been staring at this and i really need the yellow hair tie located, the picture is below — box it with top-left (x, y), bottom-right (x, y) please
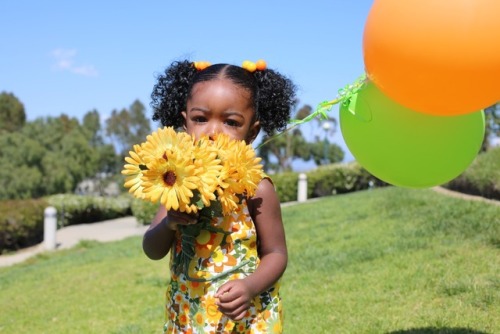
top-left (242, 59), bottom-right (267, 72)
top-left (193, 61), bottom-right (211, 71)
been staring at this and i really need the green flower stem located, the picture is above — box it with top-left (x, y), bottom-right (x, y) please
top-left (185, 260), bottom-right (251, 282)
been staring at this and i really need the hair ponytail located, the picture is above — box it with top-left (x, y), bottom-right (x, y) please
top-left (151, 60), bottom-right (197, 129)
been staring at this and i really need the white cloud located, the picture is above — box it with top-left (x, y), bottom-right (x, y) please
top-left (51, 48), bottom-right (99, 77)
top-left (71, 64), bottom-right (99, 77)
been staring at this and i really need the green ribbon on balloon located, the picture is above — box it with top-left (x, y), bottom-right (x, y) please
top-left (290, 74), bottom-right (367, 125)
top-left (257, 74), bottom-right (367, 149)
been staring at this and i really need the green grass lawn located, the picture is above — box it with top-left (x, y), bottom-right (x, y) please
top-left (0, 187), bottom-right (498, 333)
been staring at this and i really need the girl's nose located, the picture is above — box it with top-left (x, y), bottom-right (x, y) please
top-left (207, 122), bottom-right (222, 138)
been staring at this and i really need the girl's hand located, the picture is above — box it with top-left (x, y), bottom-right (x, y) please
top-left (164, 210), bottom-right (198, 230)
top-left (215, 279), bottom-right (254, 321)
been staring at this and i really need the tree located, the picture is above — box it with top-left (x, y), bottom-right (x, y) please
top-left (309, 140), bottom-right (345, 166)
top-left (258, 104), bottom-right (344, 172)
top-left (82, 109), bottom-right (120, 174)
top-left (40, 128), bottom-right (99, 194)
top-left (0, 92), bottom-right (26, 132)
top-left (259, 128), bottom-right (311, 172)
top-left (82, 109), bottom-right (103, 146)
top-left (12, 115), bottom-right (102, 197)
top-left (0, 101), bottom-right (140, 199)
top-left (0, 131), bottom-right (44, 199)
top-left (105, 99), bottom-right (151, 155)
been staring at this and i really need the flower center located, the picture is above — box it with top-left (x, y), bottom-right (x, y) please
top-left (163, 170), bottom-right (176, 186)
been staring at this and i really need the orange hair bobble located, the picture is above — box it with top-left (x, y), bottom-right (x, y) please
top-left (193, 61), bottom-right (211, 71)
top-left (255, 59), bottom-right (267, 71)
top-left (242, 60), bottom-right (267, 72)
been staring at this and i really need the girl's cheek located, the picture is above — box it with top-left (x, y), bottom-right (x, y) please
top-left (188, 128), bottom-right (206, 140)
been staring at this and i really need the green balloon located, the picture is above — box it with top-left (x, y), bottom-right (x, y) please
top-left (340, 82), bottom-right (485, 188)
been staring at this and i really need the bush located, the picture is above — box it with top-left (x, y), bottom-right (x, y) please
top-left (45, 194), bottom-right (132, 226)
top-left (307, 162), bottom-right (386, 198)
top-left (0, 199), bottom-right (48, 253)
top-left (0, 194), bottom-right (133, 253)
top-left (130, 198), bottom-right (158, 225)
top-left (271, 172), bottom-right (299, 203)
top-left (271, 162), bottom-right (387, 202)
top-left (445, 146), bottom-right (500, 200)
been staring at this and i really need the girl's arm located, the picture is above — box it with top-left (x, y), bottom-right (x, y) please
top-left (216, 178), bottom-right (288, 319)
top-left (142, 206), bottom-right (198, 260)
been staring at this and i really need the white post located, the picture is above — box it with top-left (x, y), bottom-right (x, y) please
top-left (44, 206), bottom-right (57, 250)
top-left (297, 173), bottom-right (307, 202)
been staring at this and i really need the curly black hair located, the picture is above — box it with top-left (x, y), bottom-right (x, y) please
top-left (151, 60), bottom-right (297, 135)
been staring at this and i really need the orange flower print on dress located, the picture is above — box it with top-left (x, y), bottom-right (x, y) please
top-left (187, 280), bottom-right (206, 298)
top-left (195, 230), bottom-right (224, 258)
top-left (208, 247), bottom-right (238, 273)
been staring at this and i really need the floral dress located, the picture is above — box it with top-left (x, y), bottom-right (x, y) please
top-left (164, 200), bottom-right (283, 334)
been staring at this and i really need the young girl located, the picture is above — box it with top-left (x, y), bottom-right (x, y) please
top-left (143, 59), bottom-right (297, 333)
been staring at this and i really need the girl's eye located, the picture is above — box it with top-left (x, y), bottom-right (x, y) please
top-left (192, 116), bottom-right (207, 123)
top-left (225, 119), bottom-right (240, 127)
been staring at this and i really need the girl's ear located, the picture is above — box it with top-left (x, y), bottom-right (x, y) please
top-left (181, 111), bottom-right (187, 131)
top-left (246, 120), bottom-right (261, 144)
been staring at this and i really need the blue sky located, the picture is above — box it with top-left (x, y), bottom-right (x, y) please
top-left (1, 1), bottom-right (375, 168)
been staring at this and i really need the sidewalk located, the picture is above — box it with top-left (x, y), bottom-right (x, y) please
top-left (0, 216), bottom-right (148, 268)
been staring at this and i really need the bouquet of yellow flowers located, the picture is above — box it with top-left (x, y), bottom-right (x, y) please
top-left (121, 127), bottom-right (264, 277)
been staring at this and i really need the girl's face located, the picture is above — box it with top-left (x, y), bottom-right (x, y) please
top-left (182, 79), bottom-right (260, 143)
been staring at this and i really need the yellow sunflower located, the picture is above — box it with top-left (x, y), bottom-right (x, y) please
top-left (216, 177), bottom-right (240, 215)
top-left (121, 144), bottom-right (147, 199)
top-left (141, 149), bottom-right (200, 213)
top-left (137, 128), bottom-right (201, 213)
top-left (212, 134), bottom-right (264, 214)
top-left (222, 139), bottom-right (264, 197)
top-left (140, 126), bottom-right (194, 165)
top-left (192, 136), bottom-right (222, 207)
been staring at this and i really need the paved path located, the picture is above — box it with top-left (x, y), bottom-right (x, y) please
top-left (0, 216), bottom-right (148, 268)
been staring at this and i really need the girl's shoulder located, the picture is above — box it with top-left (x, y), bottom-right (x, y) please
top-left (257, 175), bottom-right (276, 195)
top-left (247, 176), bottom-right (280, 218)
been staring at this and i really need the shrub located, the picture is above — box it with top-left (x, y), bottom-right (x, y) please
top-left (307, 162), bottom-right (386, 198)
top-left (271, 172), bottom-right (299, 203)
top-left (271, 162), bottom-right (386, 202)
top-left (130, 198), bottom-right (158, 225)
top-left (45, 194), bottom-right (132, 226)
top-left (0, 199), bottom-right (48, 253)
top-left (445, 146), bottom-right (500, 200)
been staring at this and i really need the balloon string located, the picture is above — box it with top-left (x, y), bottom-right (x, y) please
top-left (257, 74), bottom-right (367, 149)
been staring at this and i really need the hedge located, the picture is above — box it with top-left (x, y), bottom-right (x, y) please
top-left (130, 198), bottom-right (158, 226)
top-left (0, 198), bottom-right (47, 253)
top-left (45, 194), bottom-right (132, 227)
top-left (0, 195), bottom-right (132, 253)
top-left (271, 161), bottom-right (386, 202)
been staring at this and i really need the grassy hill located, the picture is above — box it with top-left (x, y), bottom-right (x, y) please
top-left (0, 187), bottom-right (498, 333)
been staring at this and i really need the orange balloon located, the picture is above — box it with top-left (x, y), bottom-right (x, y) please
top-left (363, 0), bottom-right (500, 116)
